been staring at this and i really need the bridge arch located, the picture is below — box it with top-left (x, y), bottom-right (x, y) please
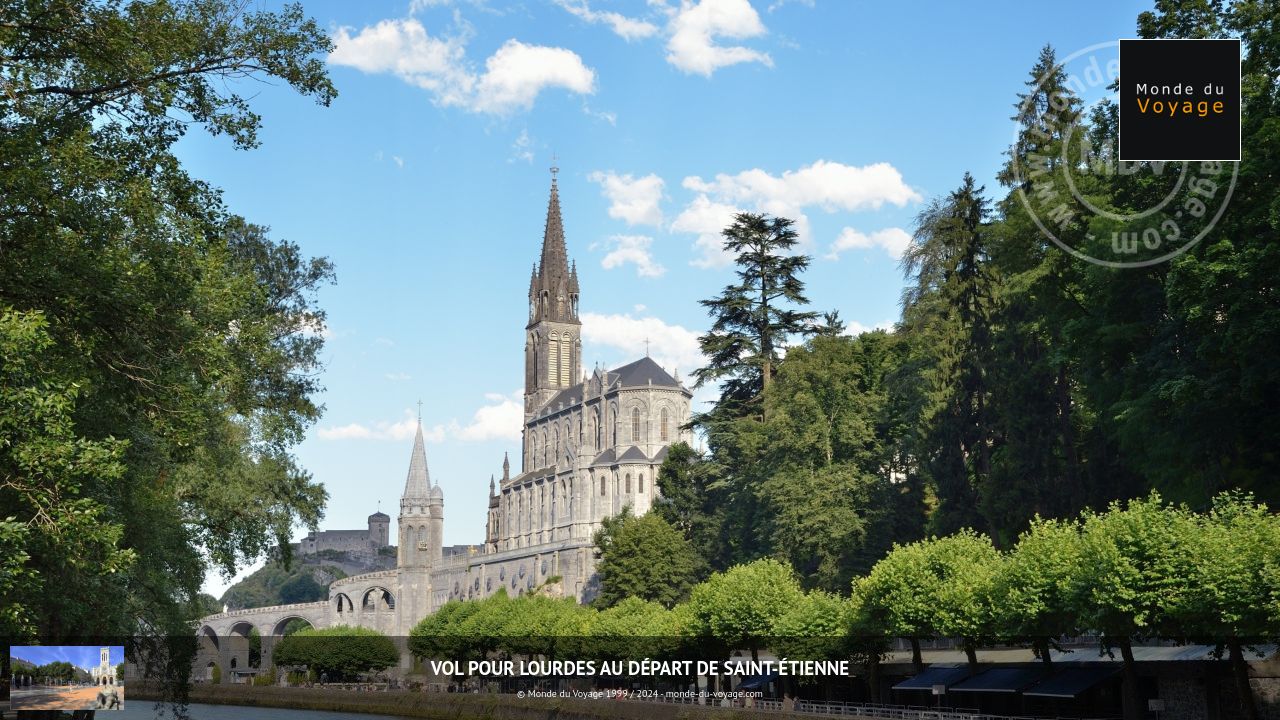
top-left (271, 614), bottom-right (315, 637)
top-left (361, 586), bottom-right (395, 612)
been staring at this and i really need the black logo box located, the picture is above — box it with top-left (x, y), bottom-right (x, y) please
top-left (1119, 38), bottom-right (1241, 162)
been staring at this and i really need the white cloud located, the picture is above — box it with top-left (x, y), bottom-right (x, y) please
top-left (666, 0), bottom-right (772, 76)
top-left (683, 160), bottom-right (921, 214)
top-left (825, 227), bottom-right (912, 261)
top-left (555, 0), bottom-right (660, 40)
top-left (385, 372), bottom-right (412, 381)
top-left (470, 40), bottom-right (597, 114)
top-left (672, 160), bottom-right (920, 264)
top-left (450, 391), bottom-right (523, 442)
top-left (318, 410), bottom-right (445, 442)
top-left (600, 235), bottom-right (666, 277)
top-left (392, 155), bottom-right (405, 168)
top-left (581, 312), bottom-right (703, 374)
top-left (843, 319), bottom-right (897, 336)
top-left (329, 19), bottom-right (595, 115)
top-left (668, 194), bottom-right (740, 268)
top-left (509, 129), bottom-right (534, 164)
top-left (589, 171), bottom-right (665, 226)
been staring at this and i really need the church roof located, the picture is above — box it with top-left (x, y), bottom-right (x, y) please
top-left (533, 356), bottom-right (686, 417)
top-left (368, 511), bottom-right (389, 520)
top-left (404, 422), bottom-right (432, 498)
top-left (617, 445), bottom-right (650, 463)
top-left (591, 448), bottom-right (616, 466)
top-left (611, 356), bottom-right (682, 388)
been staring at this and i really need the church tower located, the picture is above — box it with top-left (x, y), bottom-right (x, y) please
top-left (398, 419), bottom-right (443, 568)
top-left (525, 166), bottom-right (582, 416)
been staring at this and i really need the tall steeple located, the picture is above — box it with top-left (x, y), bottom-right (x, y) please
top-left (399, 415), bottom-right (443, 570)
top-left (403, 421), bottom-right (431, 498)
top-left (524, 165), bottom-right (583, 420)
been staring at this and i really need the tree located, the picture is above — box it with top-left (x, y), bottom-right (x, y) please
top-left (272, 626), bottom-right (397, 681)
top-left (693, 212), bottom-right (819, 418)
top-left (687, 558), bottom-right (802, 662)
top-left (1165, 492), bottom-right (1280, 720)
top-left (0, 0), bottom-right (338, 648)
top-left (992, 517), bottom-right (1084, 666)
top-left (1072, 494), bottom-right (1193, 720)
top-left (852, 530), bottom-right (1001, 672)
top-left (900, 175), bottom-right (999, 536)
top-left (756, 333), bottom-right (903, 591)
top-left (593, 508), bottom-right (699, 609)
top-left (654, 442), bottom-right (725, 575)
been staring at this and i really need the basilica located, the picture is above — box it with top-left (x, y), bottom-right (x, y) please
top-left (197, 172), bottom-right (693, 670)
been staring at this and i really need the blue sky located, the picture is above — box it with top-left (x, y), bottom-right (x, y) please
top-left (11, 646), bottom-right (123, 670)
top-left (189, 0), bottom-right (1151, 597)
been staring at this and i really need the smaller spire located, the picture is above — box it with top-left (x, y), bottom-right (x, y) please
top-left (403, 417), bottom-right (432, 499)
top-left (502, 451), bottom-right (510, 481)
top-left (490, 474), bottom-right (495, 496)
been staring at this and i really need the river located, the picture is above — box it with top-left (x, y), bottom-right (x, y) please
top-left (119, 701), bottom-right (417, 720)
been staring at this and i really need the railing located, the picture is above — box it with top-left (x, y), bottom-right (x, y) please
top-left (200, 601), bottom-right (327, 621)
top-left (631, 695), bottom-right (1117, 720)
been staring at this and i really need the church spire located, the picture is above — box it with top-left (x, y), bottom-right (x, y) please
top-left (530, 165), bottom-right (575, 324)
top-left (404, 420), bottom-right (431, 498)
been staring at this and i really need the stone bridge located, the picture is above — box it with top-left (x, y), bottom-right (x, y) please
top-left (195, 601), bottom-right (329, 682)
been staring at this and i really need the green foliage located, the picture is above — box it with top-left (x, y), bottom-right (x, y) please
top-left (593, 508), bottom-right (699, 609)
top-left (0, 0), bottom-right (338, 645)
top-left (272, 625), bottom-right (398, 681)
top-left (221, 557), bottom-right (347, 610)
top-left (688, 558), bottom-right (803, 660)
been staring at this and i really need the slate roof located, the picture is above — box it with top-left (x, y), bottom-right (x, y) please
top-left (611, 356), bottom-right (681, 388)
top-left (617, 445), bottom-right (649, 462)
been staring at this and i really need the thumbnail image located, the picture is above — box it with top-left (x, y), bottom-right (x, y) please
top-left (10, 646), bottom-right (124, 711)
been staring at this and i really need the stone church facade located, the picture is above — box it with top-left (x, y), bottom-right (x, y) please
top-left (197, 172), bottom-right (692, 670)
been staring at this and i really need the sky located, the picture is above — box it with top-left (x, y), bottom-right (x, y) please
top-left (11, 646), bottom-right (123, 671)
top-left (190, 0), bottom-right (1152, 597)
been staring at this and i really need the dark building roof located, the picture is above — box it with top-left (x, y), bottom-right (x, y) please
top-left (368, 512), bottom-right (389, 520)
top-left (611, 356), bottom-right (681, 388)
top-left (617, 445), bottom-right (650, 462)
top-left (535, 356), bottom-right (686, 417)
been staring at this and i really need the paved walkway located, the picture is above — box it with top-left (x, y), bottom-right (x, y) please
top-left (10, 684), bottom-right (125, 710)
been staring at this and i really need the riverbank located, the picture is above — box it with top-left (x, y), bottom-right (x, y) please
top-left (130, 684), bottom-right (784, 720)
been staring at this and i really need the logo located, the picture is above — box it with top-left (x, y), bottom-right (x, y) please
top-left (1011, 41), bottom-right (1238, 268)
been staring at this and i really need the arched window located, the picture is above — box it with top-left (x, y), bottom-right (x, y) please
top-left (660, 408), bottom-right (670, 441)
top-left (542, 429), bottom-right (549, 467)
top-left (553, 427), bottom-right (560, 464)
top-left (548, 333), bottom-right (560, 384)
top-left (639, 474), bottom-right (645, 493)
top-left (559, 333), bottom-right (572, 385)
top-left (625, 474), bottom-right (632, 493)
top-left (600, 474), bottom-right (606, 496)
top-left (631, 407), bottom-right (641, 443)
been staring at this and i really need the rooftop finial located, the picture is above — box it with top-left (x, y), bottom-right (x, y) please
top-left (550, 153), bottom-right (559, 184)
top-left (417, 398), bottom-right (423, 421)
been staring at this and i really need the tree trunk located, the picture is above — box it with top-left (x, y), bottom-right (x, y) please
top-left (910, 638), bottom-right (923, 673)
top-left (1118, 638), bottom-right (1141, 720)
top-left (866, 656), bottom-right (881, 703)
top-left (963, 640), bottom-right (978, 672)
top-left (1229, 639), bottom-right (1260, 720)
top-left (1035, 638), bottom-right (1053, 667)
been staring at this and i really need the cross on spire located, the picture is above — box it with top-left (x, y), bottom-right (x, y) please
top-left (644, 337), bottom-right (650, 357)
top-left (417, 399), bottom-right (423, 421)
top-left (550, 153), bottom-right (559, 183)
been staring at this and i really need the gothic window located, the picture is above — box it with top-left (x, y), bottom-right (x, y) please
top-left (600, 474), bottom-right (606, 496)
top-left (625, 473), bottom-right (631, 493)
top-left (660, 408), bottom-right (670, 442)
top-left (639, 473), bottom-right (645, 493)
top-left (542, 430), bottom-right (549, 467)
top-left (559, 333), bottom-right (572, 385)
top-left (553, 427), bottom-right (560, 464)
top-left (631, 407), bottom-right (641, 443)
top-left (548, 333), bottom-right (560, 384)
top-left (551, 485), bottom-right (556, 521)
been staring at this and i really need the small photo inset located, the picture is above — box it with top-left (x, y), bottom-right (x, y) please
top-left (9, 645), bottom-right (125, 711)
